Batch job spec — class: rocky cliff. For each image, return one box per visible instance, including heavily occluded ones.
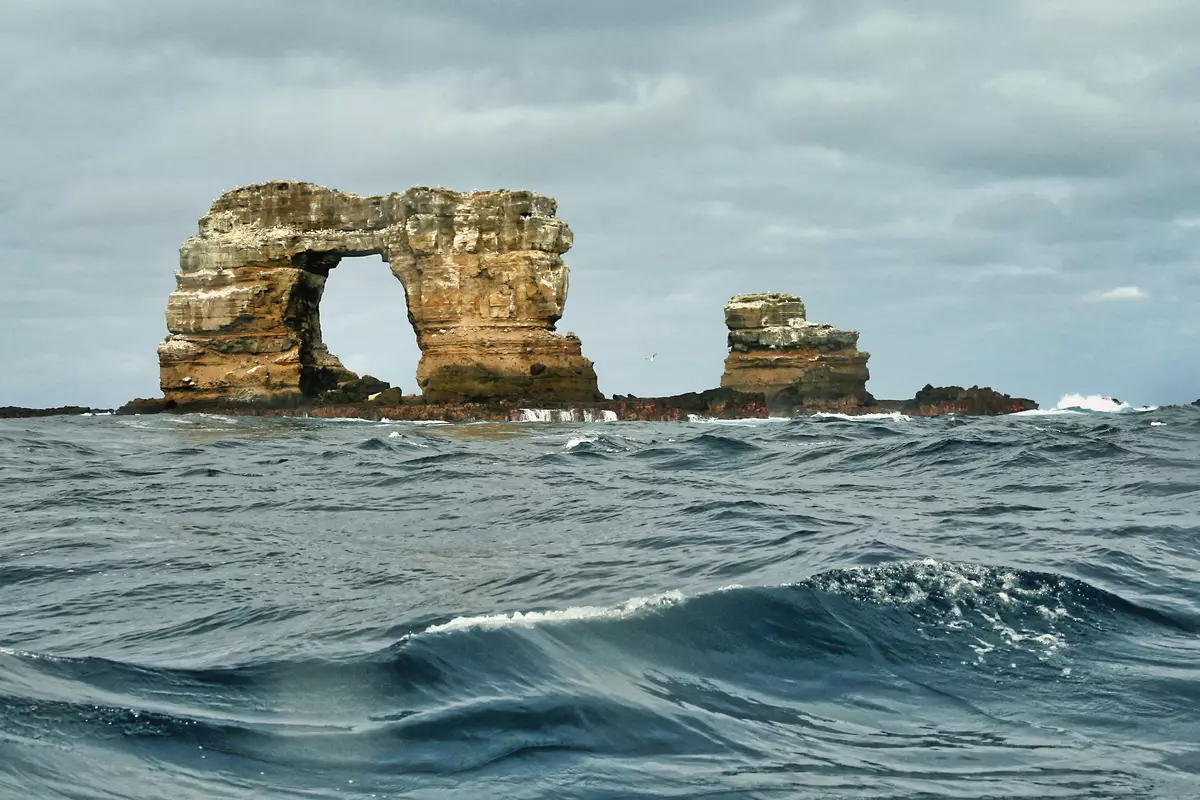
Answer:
[158,181,600,408]
[719,293,871,410]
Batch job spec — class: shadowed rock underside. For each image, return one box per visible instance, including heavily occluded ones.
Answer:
[158,181,601,407]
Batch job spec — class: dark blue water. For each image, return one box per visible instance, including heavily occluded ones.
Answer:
[3,406,1200,799]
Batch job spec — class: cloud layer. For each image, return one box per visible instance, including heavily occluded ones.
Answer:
[1091,286,1150,302]
[2,1,1197,407]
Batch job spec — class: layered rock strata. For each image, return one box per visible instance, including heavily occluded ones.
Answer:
[158,181,600,408]
[720,293,871,409]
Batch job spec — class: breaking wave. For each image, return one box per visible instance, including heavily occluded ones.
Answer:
[1054,393,1158,413]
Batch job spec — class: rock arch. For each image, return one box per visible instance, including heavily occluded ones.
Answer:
[159,182,601,408]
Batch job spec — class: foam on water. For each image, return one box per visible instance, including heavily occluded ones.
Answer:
[1010,407,1085,417]
[387,431,431,447]
[1011,393,1160,417]
[802,559,1075,663]
[422,591,686,634]
[519,409,617,423]
[811,411,911,422]
[686,415,792,424]
[1055,393,1158,413]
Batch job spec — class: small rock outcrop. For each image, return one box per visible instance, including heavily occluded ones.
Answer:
[720,293,871,408]
[159,181,600,408]
[0,406,110,419]
[901,384,1037,416]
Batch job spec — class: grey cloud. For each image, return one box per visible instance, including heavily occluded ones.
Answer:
[2,0,1198,408]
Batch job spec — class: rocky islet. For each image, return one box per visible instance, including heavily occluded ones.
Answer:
[719,292,872,413]
[158,182,601,410]
[10,181,1042,419]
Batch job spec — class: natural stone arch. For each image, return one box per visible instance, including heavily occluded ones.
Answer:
[159,181,601,408]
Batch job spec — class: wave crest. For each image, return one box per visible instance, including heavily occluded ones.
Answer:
[422,591,686,634]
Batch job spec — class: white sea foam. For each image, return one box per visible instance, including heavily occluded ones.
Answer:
[519,408,569,422]
[1011,393,1159,416]
[1010,408,1084,417]
[803,559,1073,664]
[686,415,792,424]
[387,431,430,447]
[378,419,450,425]
[563,435,598,451]
[1151,421,1166,427]
[416,560,1075,670]
[519,409,619,423]
[1055,393,1158,413]
[422,591,685,634]
[810,411,910,422]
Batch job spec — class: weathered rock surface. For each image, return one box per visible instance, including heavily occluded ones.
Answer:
[157,389,771,423]
[313,374,392,405]
[604,388,768,421]
[159,181,600,408]
[116,397,176,415]
[720,293,871,410]
[896,385,1037,416]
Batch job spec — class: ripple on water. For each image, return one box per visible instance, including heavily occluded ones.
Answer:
[0,409,1198,797]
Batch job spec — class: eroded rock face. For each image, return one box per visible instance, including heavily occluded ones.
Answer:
[719,292,871,407]
[159,182,600,407]
[903,384,1036,415]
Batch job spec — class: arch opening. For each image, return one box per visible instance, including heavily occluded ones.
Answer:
[291,250,420,400]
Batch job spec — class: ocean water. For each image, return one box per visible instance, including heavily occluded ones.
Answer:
[2,401,1199,799]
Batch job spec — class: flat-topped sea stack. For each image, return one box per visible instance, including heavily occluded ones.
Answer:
[720,293,871,412]
[158,181,601,409]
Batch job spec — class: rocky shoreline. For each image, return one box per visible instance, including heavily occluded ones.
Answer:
[2,383,1036,421]
[0,406,113,419]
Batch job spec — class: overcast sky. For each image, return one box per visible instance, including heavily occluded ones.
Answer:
[2,0,1198,408]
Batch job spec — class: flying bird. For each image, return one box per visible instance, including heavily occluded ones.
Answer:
[646,353,657,362]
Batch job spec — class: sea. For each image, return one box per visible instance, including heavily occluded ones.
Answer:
[2,395,1199,799]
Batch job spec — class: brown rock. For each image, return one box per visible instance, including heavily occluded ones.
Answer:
[904,385,1037,415]
[116,397,175,415]
[719,293,871,409]
[159,182,600,409]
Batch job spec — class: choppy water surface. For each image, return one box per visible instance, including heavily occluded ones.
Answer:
[2,405,1199,799]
